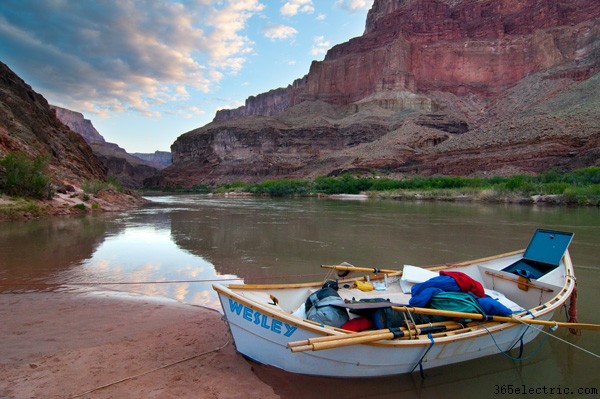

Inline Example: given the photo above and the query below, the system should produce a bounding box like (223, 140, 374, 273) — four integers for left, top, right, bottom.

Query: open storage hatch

(501, 229, 574, 280)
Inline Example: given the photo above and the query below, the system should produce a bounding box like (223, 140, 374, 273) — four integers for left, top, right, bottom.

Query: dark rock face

(154, 0, 600, 187)
(0, 62, 106, 184)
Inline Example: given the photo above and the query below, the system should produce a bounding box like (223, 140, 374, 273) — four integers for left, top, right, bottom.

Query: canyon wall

(0, 62, 106, 185)
(155, 0, 600, 187)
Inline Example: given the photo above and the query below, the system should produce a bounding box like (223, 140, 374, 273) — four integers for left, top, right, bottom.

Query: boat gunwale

(213, 249, 575, 348)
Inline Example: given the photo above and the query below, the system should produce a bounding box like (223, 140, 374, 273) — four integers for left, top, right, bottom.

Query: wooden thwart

(484, 271, 554, 292)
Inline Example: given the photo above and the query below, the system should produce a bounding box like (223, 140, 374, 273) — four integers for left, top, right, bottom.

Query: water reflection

(0, 217, 109, 290)
(1, 196, 598, 397)
(63, 223, 236, 309)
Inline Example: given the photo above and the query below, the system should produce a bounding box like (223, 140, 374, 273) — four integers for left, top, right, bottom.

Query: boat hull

(214, 241, 575, 377)
(217, 289, 551, 377)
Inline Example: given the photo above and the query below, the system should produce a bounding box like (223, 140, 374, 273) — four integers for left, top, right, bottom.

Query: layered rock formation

(154, 0, 600, 187)
(51, 106, 106, 144)
(0, 62, 106, 185)
(51, 106, 168, 188)
(131, 151, 172, 170)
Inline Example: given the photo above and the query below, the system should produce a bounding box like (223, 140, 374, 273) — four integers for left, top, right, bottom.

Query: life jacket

(305, 287, 349, 328)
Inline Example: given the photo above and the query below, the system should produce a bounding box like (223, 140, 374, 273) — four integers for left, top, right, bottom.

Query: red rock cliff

(159, 0, 600, 187)
(216, 0, 600, 120)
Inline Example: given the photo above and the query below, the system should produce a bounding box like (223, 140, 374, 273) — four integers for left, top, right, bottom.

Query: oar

(321, 264, 400, 275)
(392, 306, 600, 331)
(288, 321, 461, 348)
(290, 322, 464, 352)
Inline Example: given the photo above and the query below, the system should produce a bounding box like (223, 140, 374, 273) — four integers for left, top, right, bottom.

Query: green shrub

(106, 176, 124, 192)
(73, 203, 86, 211)
(82, 179, 106, 194)
(0, 152, 53, 199)
(250, 179, 311, 196)
(563, 184, 600, 205)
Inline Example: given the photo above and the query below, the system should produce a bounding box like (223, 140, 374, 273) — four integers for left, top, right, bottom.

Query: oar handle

(294, 331, 395, 352)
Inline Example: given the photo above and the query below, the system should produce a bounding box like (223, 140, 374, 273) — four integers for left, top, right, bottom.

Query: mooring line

(0, 272, 328, 287)
(68, 339, 230, 398)
(68, 305, 230, 398)
(513, 318, 600, 359)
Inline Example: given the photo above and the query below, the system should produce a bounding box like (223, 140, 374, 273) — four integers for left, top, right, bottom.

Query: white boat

(213, 229, 577, 377)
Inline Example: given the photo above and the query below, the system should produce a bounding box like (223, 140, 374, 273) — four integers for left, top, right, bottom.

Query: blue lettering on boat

(271, 319, 282, 334)
(242, 306, 253, 322)
(227, 298, 298, 337)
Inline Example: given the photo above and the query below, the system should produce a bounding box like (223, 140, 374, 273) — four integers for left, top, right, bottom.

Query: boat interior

(227, 230, 574, 321)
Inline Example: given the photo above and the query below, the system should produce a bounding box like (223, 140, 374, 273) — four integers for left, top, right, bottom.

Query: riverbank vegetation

(155, 166, 600, 206)
(0, 152, 140, 220)
(0, 152, 53, 200)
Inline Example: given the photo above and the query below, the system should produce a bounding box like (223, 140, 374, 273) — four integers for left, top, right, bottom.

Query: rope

(0, 272, 329, 287)
(411, 333, 435, 378)
(513, 318, 600, 360)
(568, 282, 581, 335)
(68, 339, 230, 398)
(481, 323, 548, 361)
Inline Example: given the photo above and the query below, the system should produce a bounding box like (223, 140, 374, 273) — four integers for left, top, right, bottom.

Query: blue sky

(0, 0, 372, 153)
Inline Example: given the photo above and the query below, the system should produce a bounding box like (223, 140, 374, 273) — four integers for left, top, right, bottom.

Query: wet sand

(0, 291, 278, 399)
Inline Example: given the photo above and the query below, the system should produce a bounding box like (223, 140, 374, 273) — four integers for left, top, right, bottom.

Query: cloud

(311, 36, 331, 56)
(335, 0, 374, 12)
(0, 0, 265, 117)
(281, 0, 314, 17)
(263, 24, 298, 41)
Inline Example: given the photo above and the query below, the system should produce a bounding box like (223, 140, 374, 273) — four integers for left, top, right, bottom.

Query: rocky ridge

(0, 62, 105, 184)
(0, 62, 145, 216)
(155, 0, 600, 187)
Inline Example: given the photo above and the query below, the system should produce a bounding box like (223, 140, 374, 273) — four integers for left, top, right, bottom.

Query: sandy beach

(0, 291, 278, 399)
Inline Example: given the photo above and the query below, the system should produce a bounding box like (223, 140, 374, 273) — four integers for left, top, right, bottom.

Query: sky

(0, 0, 373, 153)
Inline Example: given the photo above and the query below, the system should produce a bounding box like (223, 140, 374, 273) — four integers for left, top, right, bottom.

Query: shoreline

(0, 290, 278, 399)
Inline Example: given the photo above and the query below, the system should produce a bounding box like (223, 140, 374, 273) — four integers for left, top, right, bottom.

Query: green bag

(428, 291, 485, 315)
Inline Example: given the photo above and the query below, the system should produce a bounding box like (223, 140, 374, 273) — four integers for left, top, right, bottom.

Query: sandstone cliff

(51, 106, 163, 188)
(155, 0, 600, 187)
(0, 62, 106, 185)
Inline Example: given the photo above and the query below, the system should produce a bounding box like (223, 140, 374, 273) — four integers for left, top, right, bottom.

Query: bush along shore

(0, 152, 146, 220)
(149, 167, 600, 206)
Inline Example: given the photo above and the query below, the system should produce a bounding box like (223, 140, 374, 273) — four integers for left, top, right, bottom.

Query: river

(1, 196, 598, 398)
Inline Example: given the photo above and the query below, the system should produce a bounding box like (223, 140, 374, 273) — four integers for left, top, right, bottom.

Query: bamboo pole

(392, 306, 600, 331)
(290, 322, 464, 352)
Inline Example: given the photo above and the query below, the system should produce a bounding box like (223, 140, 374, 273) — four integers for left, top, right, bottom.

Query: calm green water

(1, 196, 598, 398)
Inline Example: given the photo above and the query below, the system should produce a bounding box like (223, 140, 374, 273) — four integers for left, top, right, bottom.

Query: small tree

(0, 152, 53, 199)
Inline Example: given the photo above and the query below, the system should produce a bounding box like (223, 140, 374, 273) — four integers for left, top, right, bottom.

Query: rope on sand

(68, 305, 230, 398)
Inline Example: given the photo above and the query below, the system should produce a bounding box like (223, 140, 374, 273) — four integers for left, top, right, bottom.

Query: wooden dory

(213, 229, 576, 377)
